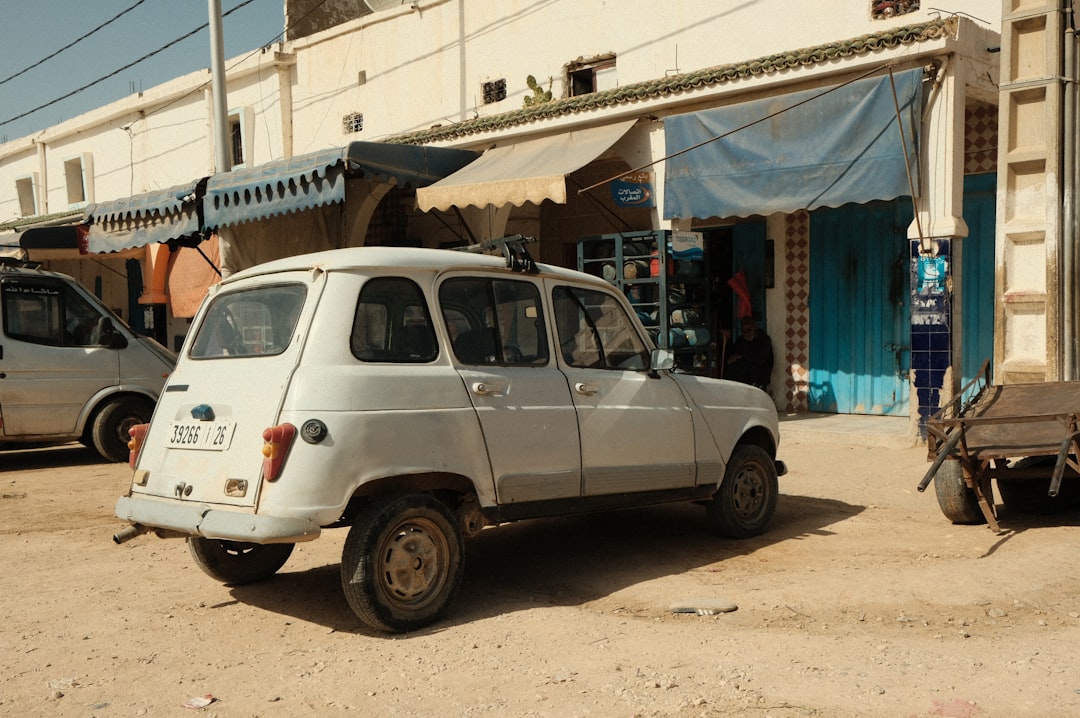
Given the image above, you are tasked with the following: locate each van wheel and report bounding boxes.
[933,460,986,524]
[707,445,778,538]
[188,537,294,585]
[92,396,153,463]
[341,494,464,633]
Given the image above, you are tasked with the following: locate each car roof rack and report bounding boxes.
[0,256,42,270]
[452,235,539,274]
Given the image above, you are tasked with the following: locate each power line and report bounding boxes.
[0,0,150,88]
[0,0,261,130]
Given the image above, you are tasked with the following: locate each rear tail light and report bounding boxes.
[261,423,297,481]
[128,423,150,469]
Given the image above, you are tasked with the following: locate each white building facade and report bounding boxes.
[1,0,1018,436]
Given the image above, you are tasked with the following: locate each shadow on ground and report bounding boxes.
[230,491,864,636]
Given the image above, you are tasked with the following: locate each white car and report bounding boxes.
[115,242,785,633]
[0,259,175,462]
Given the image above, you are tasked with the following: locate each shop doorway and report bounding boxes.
[808,199,913,416]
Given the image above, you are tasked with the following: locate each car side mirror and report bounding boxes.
[650,348,674,372]
[98,319,128,349]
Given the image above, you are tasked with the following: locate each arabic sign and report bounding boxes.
[611,171,654,208]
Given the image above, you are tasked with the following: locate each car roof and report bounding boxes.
[0,258,74,281]
[222,245,603,286]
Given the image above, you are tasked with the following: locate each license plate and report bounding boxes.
[166,420,237,451]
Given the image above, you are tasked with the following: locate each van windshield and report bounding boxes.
[190,283,306,359]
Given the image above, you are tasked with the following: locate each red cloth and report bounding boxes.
[727,271,753,319]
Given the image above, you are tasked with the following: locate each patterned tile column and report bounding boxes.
[783,211,810,413]
[910,238,952,436]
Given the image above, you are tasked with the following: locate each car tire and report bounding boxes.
[91,396,154,463]
[998,457,1080,514]
[188,537,294,585]
[340,494,464,633]
[707,445,778,538]
[933,460,986,525]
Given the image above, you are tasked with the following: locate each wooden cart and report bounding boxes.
[917,361,1080,532]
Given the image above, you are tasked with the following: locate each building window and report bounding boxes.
[342,112,364,134]
[15,176,36,217]
[229,117,244,167]
[63,153,93,207]
[482,78,507,104]
[566,54,616,97]
[227,106,253,169]
[871,0,919,19]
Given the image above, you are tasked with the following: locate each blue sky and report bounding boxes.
[0,0,285,143]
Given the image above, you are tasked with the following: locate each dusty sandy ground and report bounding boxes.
[2,433,1079,718]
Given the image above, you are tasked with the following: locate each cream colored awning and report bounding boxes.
[416,120,636,212]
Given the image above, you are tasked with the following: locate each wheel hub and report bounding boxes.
[379,521,446,603]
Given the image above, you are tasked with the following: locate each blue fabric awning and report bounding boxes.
[662,68,924,220]
[344,141,479,188]
[85,180,204,253]
[204,142,480,230]
[204,147,346,231]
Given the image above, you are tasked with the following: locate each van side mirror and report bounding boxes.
[98,319,128,349]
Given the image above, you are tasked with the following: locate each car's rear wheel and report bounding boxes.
[188,538,294,585]
[340,494,464,633]
[707,445,778,538]
[91,396,153,463]
[933,460,986,524]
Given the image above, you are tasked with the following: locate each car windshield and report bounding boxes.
[189,283,306,359]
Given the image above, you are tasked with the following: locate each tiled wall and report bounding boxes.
[910,238,951,434]
[783,211,811,413]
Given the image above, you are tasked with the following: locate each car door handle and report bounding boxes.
[471,381,505,396]
[574,382,598,396]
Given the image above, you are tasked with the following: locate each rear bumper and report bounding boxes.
[114,496,322,544]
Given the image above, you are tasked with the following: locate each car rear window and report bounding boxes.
[189,283,306,359]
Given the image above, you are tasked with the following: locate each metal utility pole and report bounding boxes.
[208,0,232,173]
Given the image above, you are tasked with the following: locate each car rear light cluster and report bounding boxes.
[128,423,150,469]
[261,423,297,481]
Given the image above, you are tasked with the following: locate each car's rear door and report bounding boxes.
[440,274,582,502]
[131,279,311,509]
[547,280,696,496]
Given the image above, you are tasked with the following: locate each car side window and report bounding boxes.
[350,277,438,363]
[439,277,548,365]
[552,285,650,370]
[1,279,105,348]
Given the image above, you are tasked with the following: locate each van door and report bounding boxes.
[440,275,581,502]
[0,275,119,437]
[548,281,696,496]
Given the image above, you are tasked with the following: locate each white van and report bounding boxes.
[0,259,175,462]
[115,243,785,633]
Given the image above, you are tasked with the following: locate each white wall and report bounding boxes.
[0,0,1003,220]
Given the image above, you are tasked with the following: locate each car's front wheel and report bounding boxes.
[188,538,294,585]
[340,494,464,633]
[707,445,778,538]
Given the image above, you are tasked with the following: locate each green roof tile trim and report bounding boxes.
[387,17,956,147]
[0,209,84,232]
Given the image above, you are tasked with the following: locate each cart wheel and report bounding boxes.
[998,457,1080,514]
[933,460,986,525]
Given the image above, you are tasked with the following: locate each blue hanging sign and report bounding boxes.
[611,171,655,208]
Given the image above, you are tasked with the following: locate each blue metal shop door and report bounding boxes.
[809,200,913,415]
[960,173,996,388]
